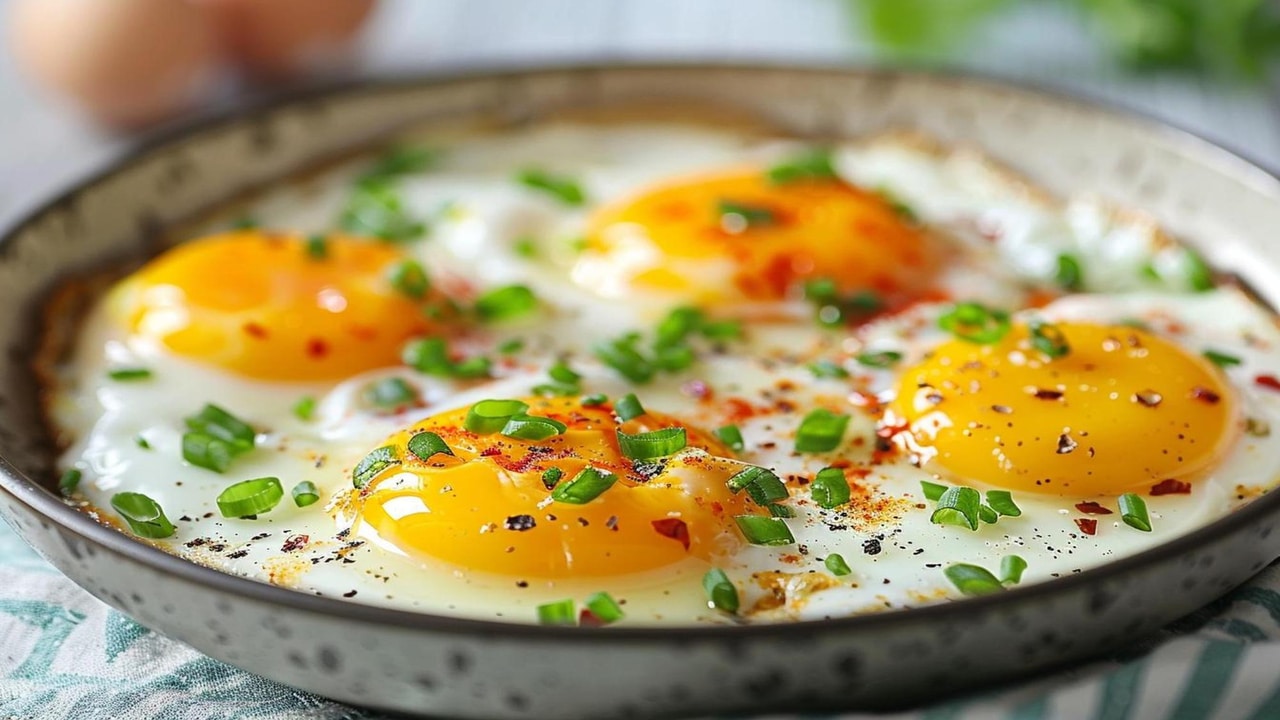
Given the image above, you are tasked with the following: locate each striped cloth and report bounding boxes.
[3,521,1280,720]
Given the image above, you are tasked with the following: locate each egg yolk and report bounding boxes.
[887,322,1237,496]
[348,396,750,579]
[579,168,935,303]
[110,231,440,381]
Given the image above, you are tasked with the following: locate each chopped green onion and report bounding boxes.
[110,492,176,539]
[339,178,426,243]
[362,377,418,411]
[135,435,151,450]
[808,360,850,379]
[541,467,564,490]
[551,467,617,504]
[536,599,576,625]
[533,382,577,397]
[803,277,883,327]
[582,393,608,407]
[475,285,538,322]
[825,553,852,577]
[549,362,581,385]
[594,336,655,384]
[702,568,739,613]
[978,504,999,524]
[767,149,837,185]
[402,337,453,375]
[930,486,981,531]
[305,234,328,260]
[517,169,586,206]
[1204,349,1242,368]
[1029,321,1070,359]
[502,414,569,441]
[714,424,745,453]
[943,563,1005,596]
[361,145,436,182]
[855,350,903,369]
[291,481,320,508]
[184,404,255,450]
[353,445,400,488]
[876,188,917,221]
[804,277,838,302]
[230,215,258,230]
[1000,555,1028,585]
[794,408,850,453]
[1119,492,1152,532]
[653,344,695,372]
[450,355,492,379]
[407,431,454,460]
[985,490,1022,517]
[58,468,82,495]
[614,393,646,421]
[726,466,789,507]
[920,480,947,501]
[700,320,743,340]
[182,433,238,474]
[292,396,317,421]
[616,427,687,460]
[938,302,1012,344]
[513,237,538,258]
[718,199,776,230]
[388,259,430,299]
[107,367,152,381]
[216,477,284,518]
[464,399,529,434]
[1185,249,1214,292]
[767,503,796,518]
[497,338,525,355]
[584,591,625,624]
[1055,253,1084,291]
[810,467,851,509]
[733,515,796,546]
[655,306,705,349]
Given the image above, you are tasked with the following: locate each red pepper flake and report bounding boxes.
[1256,374,1280,392]
[1075,518,1098,535]
[1075,501,1113,515]
[243,322,269,339]
[307,338,329,358]
[1150,479,1192,496]
[480,447,502,457]
[650,518,690,550]
[1132,389,1162,407]
[281,534,309,552]
[1190,386,1221,404]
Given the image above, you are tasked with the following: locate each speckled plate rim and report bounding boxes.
[4,60,1280,643]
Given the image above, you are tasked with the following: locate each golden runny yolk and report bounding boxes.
[348,396,750,579]
[110,231,439,381]
[887,322,1236,496]
[581,168,935,303]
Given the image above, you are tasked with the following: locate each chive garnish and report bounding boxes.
[930,486,981,531]
[403,337,453,375]
[475,285,538,322]
[293,396,317,421]
[502,414,569,441]
[584,591,625,624]
[107,367,152,381]
[653,344,695,372]
[1185,249,1214,292]
[541,467,564,490]
[135,435,151,450]
[808,360,850,379]
[767,149,837,185]
[536,599,577,625]
[291,481,320,508]
[361,145,437,183]
[549,362,581,385]
[594,336,655,384]
[714,424,745,453]
[920,480,947,501]
[616,427,687,460]
[339,178,426,243]
[513,237,538,258]
[1001,555,1028,584]
[58,468,82,495]
[702,568,739,613]
[733,515,796,546]
[551,467,617,504]
[216,477,284,519]
[388,259,430,299]
[855,350,903,369]
[182,433,237,474]
[938,302,1011,344]
[1204,349,1242,368]
[582,393,608,407]
[111,492,176,539]
[497,338,525,355]
[717,199,776,231]
[362,377,419,411]
[794,408,850,453]
[1119,493,1152,532]
[353,445,400,488]
[517,169,586,206]
[1055,253,1084,292]
[465,399,530,434]
[825,553,852,577]
[654,307,706,349]
[985,490,1021,517]
[450,355,493,380]
[726,466,789,507]
[1029,321,1070,358]
[182,404,257,473]
[803,278,882,327]
[407,431,454,460]
[943,563,1005,596]
[767,503,796,518]
[614,393,646,421]
[305,234,328,260]
[810,467,851,509]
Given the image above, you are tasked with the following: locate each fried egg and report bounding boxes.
[43,122,1280,626]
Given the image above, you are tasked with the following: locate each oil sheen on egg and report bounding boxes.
[44,121,1280,626]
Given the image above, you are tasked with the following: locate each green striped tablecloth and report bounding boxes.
[3,522,1279,720]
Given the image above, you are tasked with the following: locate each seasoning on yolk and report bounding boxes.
[577,167,936,304]
[346,396,751,579]
[109,231,441,381]
[887,322,1237,496]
